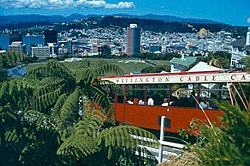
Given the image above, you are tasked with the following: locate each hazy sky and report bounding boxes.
[0,0,249,26]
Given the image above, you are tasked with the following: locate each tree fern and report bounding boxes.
[57,134,99,160]
[59,88,80,127]
[96,125,158,159]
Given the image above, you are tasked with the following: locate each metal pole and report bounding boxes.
[158,116,165,163]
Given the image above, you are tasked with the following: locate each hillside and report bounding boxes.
[0,15,247,36]
[0,13,219,25]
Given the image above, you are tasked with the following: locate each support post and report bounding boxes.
[144,85,147,105]
[168,85,172,105]
[158,116,165,163]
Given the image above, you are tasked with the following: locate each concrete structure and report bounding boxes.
[126,24,141,55]
[230,48,248,68]
[188,61,222,72]
[45,30,57,45]
[230,28,250,69]
[8,42,26,54]
[31,45,50,59]
[47,43,58,58]
[100,44,111,55]
[246,27,250,46]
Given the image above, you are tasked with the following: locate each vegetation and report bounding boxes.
[0,52,28,68]
[0,60,158,165]
[133,53,181,61]
[178,99,250,165]
[187,51,232,70]
[141,64,170,73]
[242,56,250,71]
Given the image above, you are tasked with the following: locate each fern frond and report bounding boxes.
[59,88,80,126]
[96,125,158,159]
[51,94,68,120]
[34,87,62,112]
[57,134,98,159]
[47,60,75,81]
[24,110,54,130]
[75,110,104,136]
[93,62,123,77]
[83,84,111,111]
[5,130,19,143]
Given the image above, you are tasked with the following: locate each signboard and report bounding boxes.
[101,72,250,85]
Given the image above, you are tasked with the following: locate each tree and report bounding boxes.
[0,68,7,82]
[141,64,170,73]
[176,94,250,165]
[0,52,28,68]
[22,59,158,165]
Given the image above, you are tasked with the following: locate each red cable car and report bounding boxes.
[100,70,250,133]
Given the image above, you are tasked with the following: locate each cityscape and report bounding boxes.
[1,15,249,70]
[0,0,249,165]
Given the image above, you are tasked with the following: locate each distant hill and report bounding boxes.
[0,13,220,25]
[115,14,220,24]
[0,15,247,37]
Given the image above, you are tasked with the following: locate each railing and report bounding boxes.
[132,116,185,163]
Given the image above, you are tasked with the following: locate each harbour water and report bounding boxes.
[0,36,45,52]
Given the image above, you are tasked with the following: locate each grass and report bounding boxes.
[26,58,154,74]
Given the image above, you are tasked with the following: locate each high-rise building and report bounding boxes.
[9,31,22,44]
[100,44,111,56]
[126,24,141,55]
[44,30,57,45]
[8,41,26,54]
[31,45,50,59]
[246,27,250,46]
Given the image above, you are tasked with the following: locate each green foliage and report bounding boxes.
[185,100,250,165]
[141,64,170,73]
[186,51,232,70]
[0,68,7,82]
[133,52,181,60]
[0,52,28,68]
[96,125,158,159]
[1,59,158,165]
[241,56,250,71]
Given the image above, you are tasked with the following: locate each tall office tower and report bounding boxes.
[44,30,57,45]
[9,31,22,44]
[246,27,250,46]
[67,39,72,54]
[126,24,141,55]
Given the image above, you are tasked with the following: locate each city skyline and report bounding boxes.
[0,0,249,26]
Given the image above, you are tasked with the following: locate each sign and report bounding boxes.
[101,72,250,85]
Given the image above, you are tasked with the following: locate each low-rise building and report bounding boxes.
[8,41,26,54]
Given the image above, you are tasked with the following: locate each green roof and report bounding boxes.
[170,56,197,67]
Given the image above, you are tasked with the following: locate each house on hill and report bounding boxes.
[170,55,197,72]
[230,27,250,69]
[188,61,222,72]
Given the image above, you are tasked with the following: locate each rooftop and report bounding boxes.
[170,56,197,67]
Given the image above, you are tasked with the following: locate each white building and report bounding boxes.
[246,27,250,46]
[8,41,26,54]
[31,45,50,59]
[230,48,248,68]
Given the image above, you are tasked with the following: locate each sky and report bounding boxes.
[0,0,249,26]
